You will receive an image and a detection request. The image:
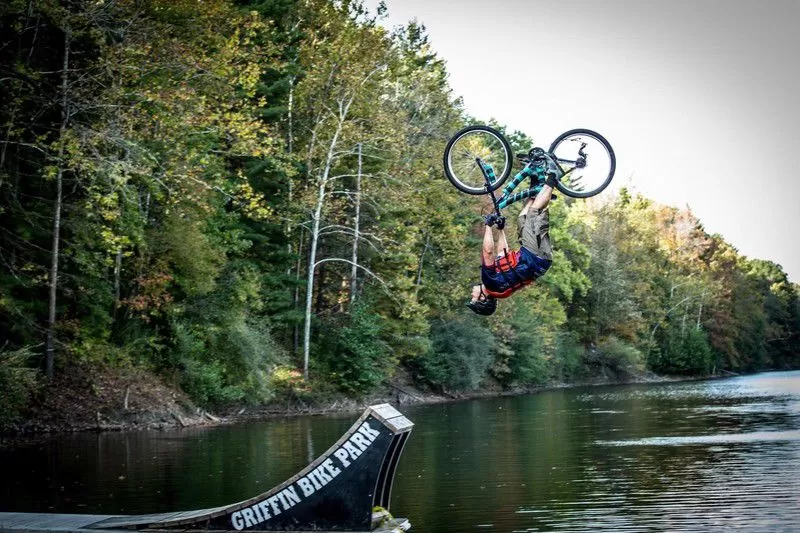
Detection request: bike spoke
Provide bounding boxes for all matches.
[445,128,511,192]
[548,130,615,198]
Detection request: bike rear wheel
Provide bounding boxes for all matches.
[443,125,513,195]
[548,129,615,198]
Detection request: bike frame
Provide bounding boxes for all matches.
[477,157,547,216]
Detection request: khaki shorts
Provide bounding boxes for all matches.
[518,207,552,260]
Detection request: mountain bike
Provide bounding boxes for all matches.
[443,125,616,210]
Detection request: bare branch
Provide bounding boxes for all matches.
[313,257,402,307]
[0,141,49,155]
[317,226,383,252]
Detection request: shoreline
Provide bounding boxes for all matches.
[1,369,729,439]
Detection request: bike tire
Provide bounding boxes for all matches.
[443,125,513,195]
[548,128,616,198]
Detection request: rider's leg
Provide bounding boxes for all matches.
[520,183,554,216]
[518,184,554,261]
[531,183,554,210]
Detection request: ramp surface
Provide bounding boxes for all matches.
[0,404,413,532]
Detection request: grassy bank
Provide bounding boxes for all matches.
[1,360,712,437]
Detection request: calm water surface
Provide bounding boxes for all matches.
[2,371,800,531]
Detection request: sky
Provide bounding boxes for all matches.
[367,0,800,281]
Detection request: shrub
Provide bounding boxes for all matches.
[590,336,645,377]
[320,300,393,395]
[417,317,494,392]
[178,357,244,406]
[0,345,40,425]
[553,330,584,381]
[171,316,285,407]
[650,327,714,375]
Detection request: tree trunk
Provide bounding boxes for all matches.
[303,108,346,379]
[286,76,301,352]
[293,230,304,353]
[315,262,326,311]
[696,289,705,330]
[287,76,294,155]
[113,247,122,310]
[0,110,15,176]
[45,21,71,381]
[415,236,430,288]
[349,142,362,304]
[303,177,326,379]
[681,304,687,338]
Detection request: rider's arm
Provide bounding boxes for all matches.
[481,225,495,267]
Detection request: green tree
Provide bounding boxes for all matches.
[319,297,392,394]
[417,317,495,392]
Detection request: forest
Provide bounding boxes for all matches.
[1,0,798,423]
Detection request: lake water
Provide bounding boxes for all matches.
[2,371,799,531]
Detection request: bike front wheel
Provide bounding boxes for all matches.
[443,125,513,195]
[548,129,615,198]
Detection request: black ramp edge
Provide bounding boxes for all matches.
[376,432,410,510]
[84,404,414,531]
[374,435,400,508]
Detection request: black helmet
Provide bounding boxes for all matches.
[466,297,497,316]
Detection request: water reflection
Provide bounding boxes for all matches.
[393,372,800,531]
[2,371,800,531]
[599,430,800,446]
[0,414,355,514]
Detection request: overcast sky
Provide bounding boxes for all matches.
[369,0,800,281]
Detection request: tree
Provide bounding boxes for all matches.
[293,0,400,378]
[417,316,494,392]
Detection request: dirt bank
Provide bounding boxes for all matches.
[2,362,215,434]
[1,363,697,437]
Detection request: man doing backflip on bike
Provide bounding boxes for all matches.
[467,153,561,316]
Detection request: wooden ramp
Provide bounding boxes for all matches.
[0,404,413,532]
